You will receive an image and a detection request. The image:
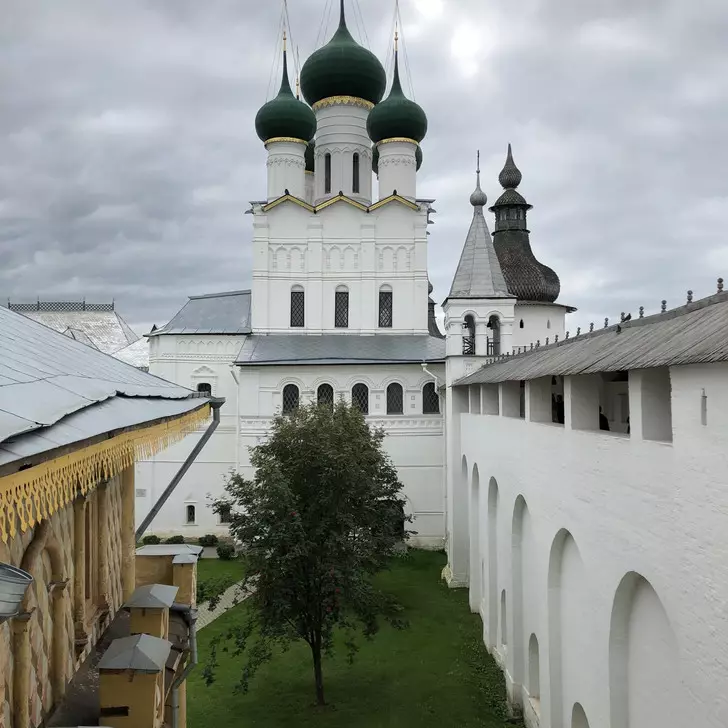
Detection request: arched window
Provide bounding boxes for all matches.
[290,286,305,327]
[387,383,404,414]
[317,383,334,410]
[282,384,299,413]
[186,504,196,524]
[547,319,551,329]
[422,382,440,414]
[352,152,360,194]
[352,383,369,414]
[528,634,540,699]
[519,319,524,329]
[324,153,332,194]
[335,286,349,328]
[379,285,393,328]
[487,314,501,356]
[463,314,476,355]
[197,382,212,395]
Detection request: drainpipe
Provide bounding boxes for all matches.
[136,397,225,541]
[230,366,241,472]
[421,363,447,548]
[170,603,198,728]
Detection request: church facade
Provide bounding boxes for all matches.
[136,3,566,548]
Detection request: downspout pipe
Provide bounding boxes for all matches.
[170,603,198,728]
[230,366,241,472]
[136,397,225,541]
[421,362,447,549]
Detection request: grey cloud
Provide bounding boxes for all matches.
[1,0,727,335]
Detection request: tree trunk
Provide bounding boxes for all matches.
[311,640,326,705]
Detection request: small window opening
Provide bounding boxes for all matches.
[519,319,524,329]
[463,314,476,355]
[197,382,212,395]
[422,382,440,414]
[352,153,360,194]
[186,504,196,524]
[387,383,404,414]
[219,505,232,524]
[335,288,349,328]
[546,319,551,329]
[352,383,369,414]
[379,288,393,328]
[290,287,305,327]
[282,384,300,413]
[324,153,332,194]
[317,383,334,411]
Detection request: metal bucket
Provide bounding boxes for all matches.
[0,563,33,619]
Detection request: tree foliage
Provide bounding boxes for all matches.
[203,400,410,705]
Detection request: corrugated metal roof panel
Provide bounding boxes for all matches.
[236,334,446,365]
[0,305,195,450]
[456,292,728,385]
[153,290,252,335]
[0,397,208,466]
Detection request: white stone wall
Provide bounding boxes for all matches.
[512,303,568,352]
[251,201,430,335]
[138,338,445,547]
[450,361,728,728]
[237,362,446,549]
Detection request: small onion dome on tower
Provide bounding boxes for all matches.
[373,143,423,175]
[300,0,386,107]
[367,47,427,145]
[489,144,561,303]
[469,160,487,208]
[255,40,316,144]
[305,141,315,172]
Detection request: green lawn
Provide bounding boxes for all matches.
[188,550,519,727]
[197,556,246,583]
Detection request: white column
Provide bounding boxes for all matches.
[266,139,307,202]
[376,139,417,201]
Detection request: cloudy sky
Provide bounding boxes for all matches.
[2,0,727,334]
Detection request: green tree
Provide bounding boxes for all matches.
[204,400,410,706]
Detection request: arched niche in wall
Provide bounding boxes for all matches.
[486,477,499,648]
[460,455,470,581]
[511,495,529,688]
[609,572,682,728]
[469,464,481,613]
[571,702,590,728]
[547,528,586,728]
[528,633,540,703]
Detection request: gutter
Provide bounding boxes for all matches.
[135,397,225,541]
[170,602,198,728]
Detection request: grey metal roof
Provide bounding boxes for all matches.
[0,396,208,467]
[99,634,172,673]
[152,290,252,336]
[236,334,446,365]
[5,301,139,355]
[0,305,201,461]
[456,292,728,386]
[448,175,511,300]
[125,584,179,610]
[135,544,204,558]
[114,337,149,370]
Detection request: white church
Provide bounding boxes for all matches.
[136,4,728,727]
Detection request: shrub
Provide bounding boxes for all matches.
[216,543,236,560]
[165,535,185,544]
[142,534,161,545]
[198,534,219,547]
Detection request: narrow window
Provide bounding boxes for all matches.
[547,319,551,329]
[387,383,404,414]
[335,287,349,328]
[197,382,212,395]
[325,153,332,194]
[352,383,369,414]
[422,382,440,414]
[352,153,360,194]
[519,319,524,329]
[463,314,476,355]
[317,383,334,411]
[219,505,232,524]
[379,287,393,328]
[282,384,299,413]
[290,286,305,327]
[186,504,196,524]
[84,495,97,601]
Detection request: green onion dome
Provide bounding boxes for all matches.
[255,47,316,144]
[305,141,315,172]
[300,1,386,107]
[366,50,427,144]
[372,144,423,175]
